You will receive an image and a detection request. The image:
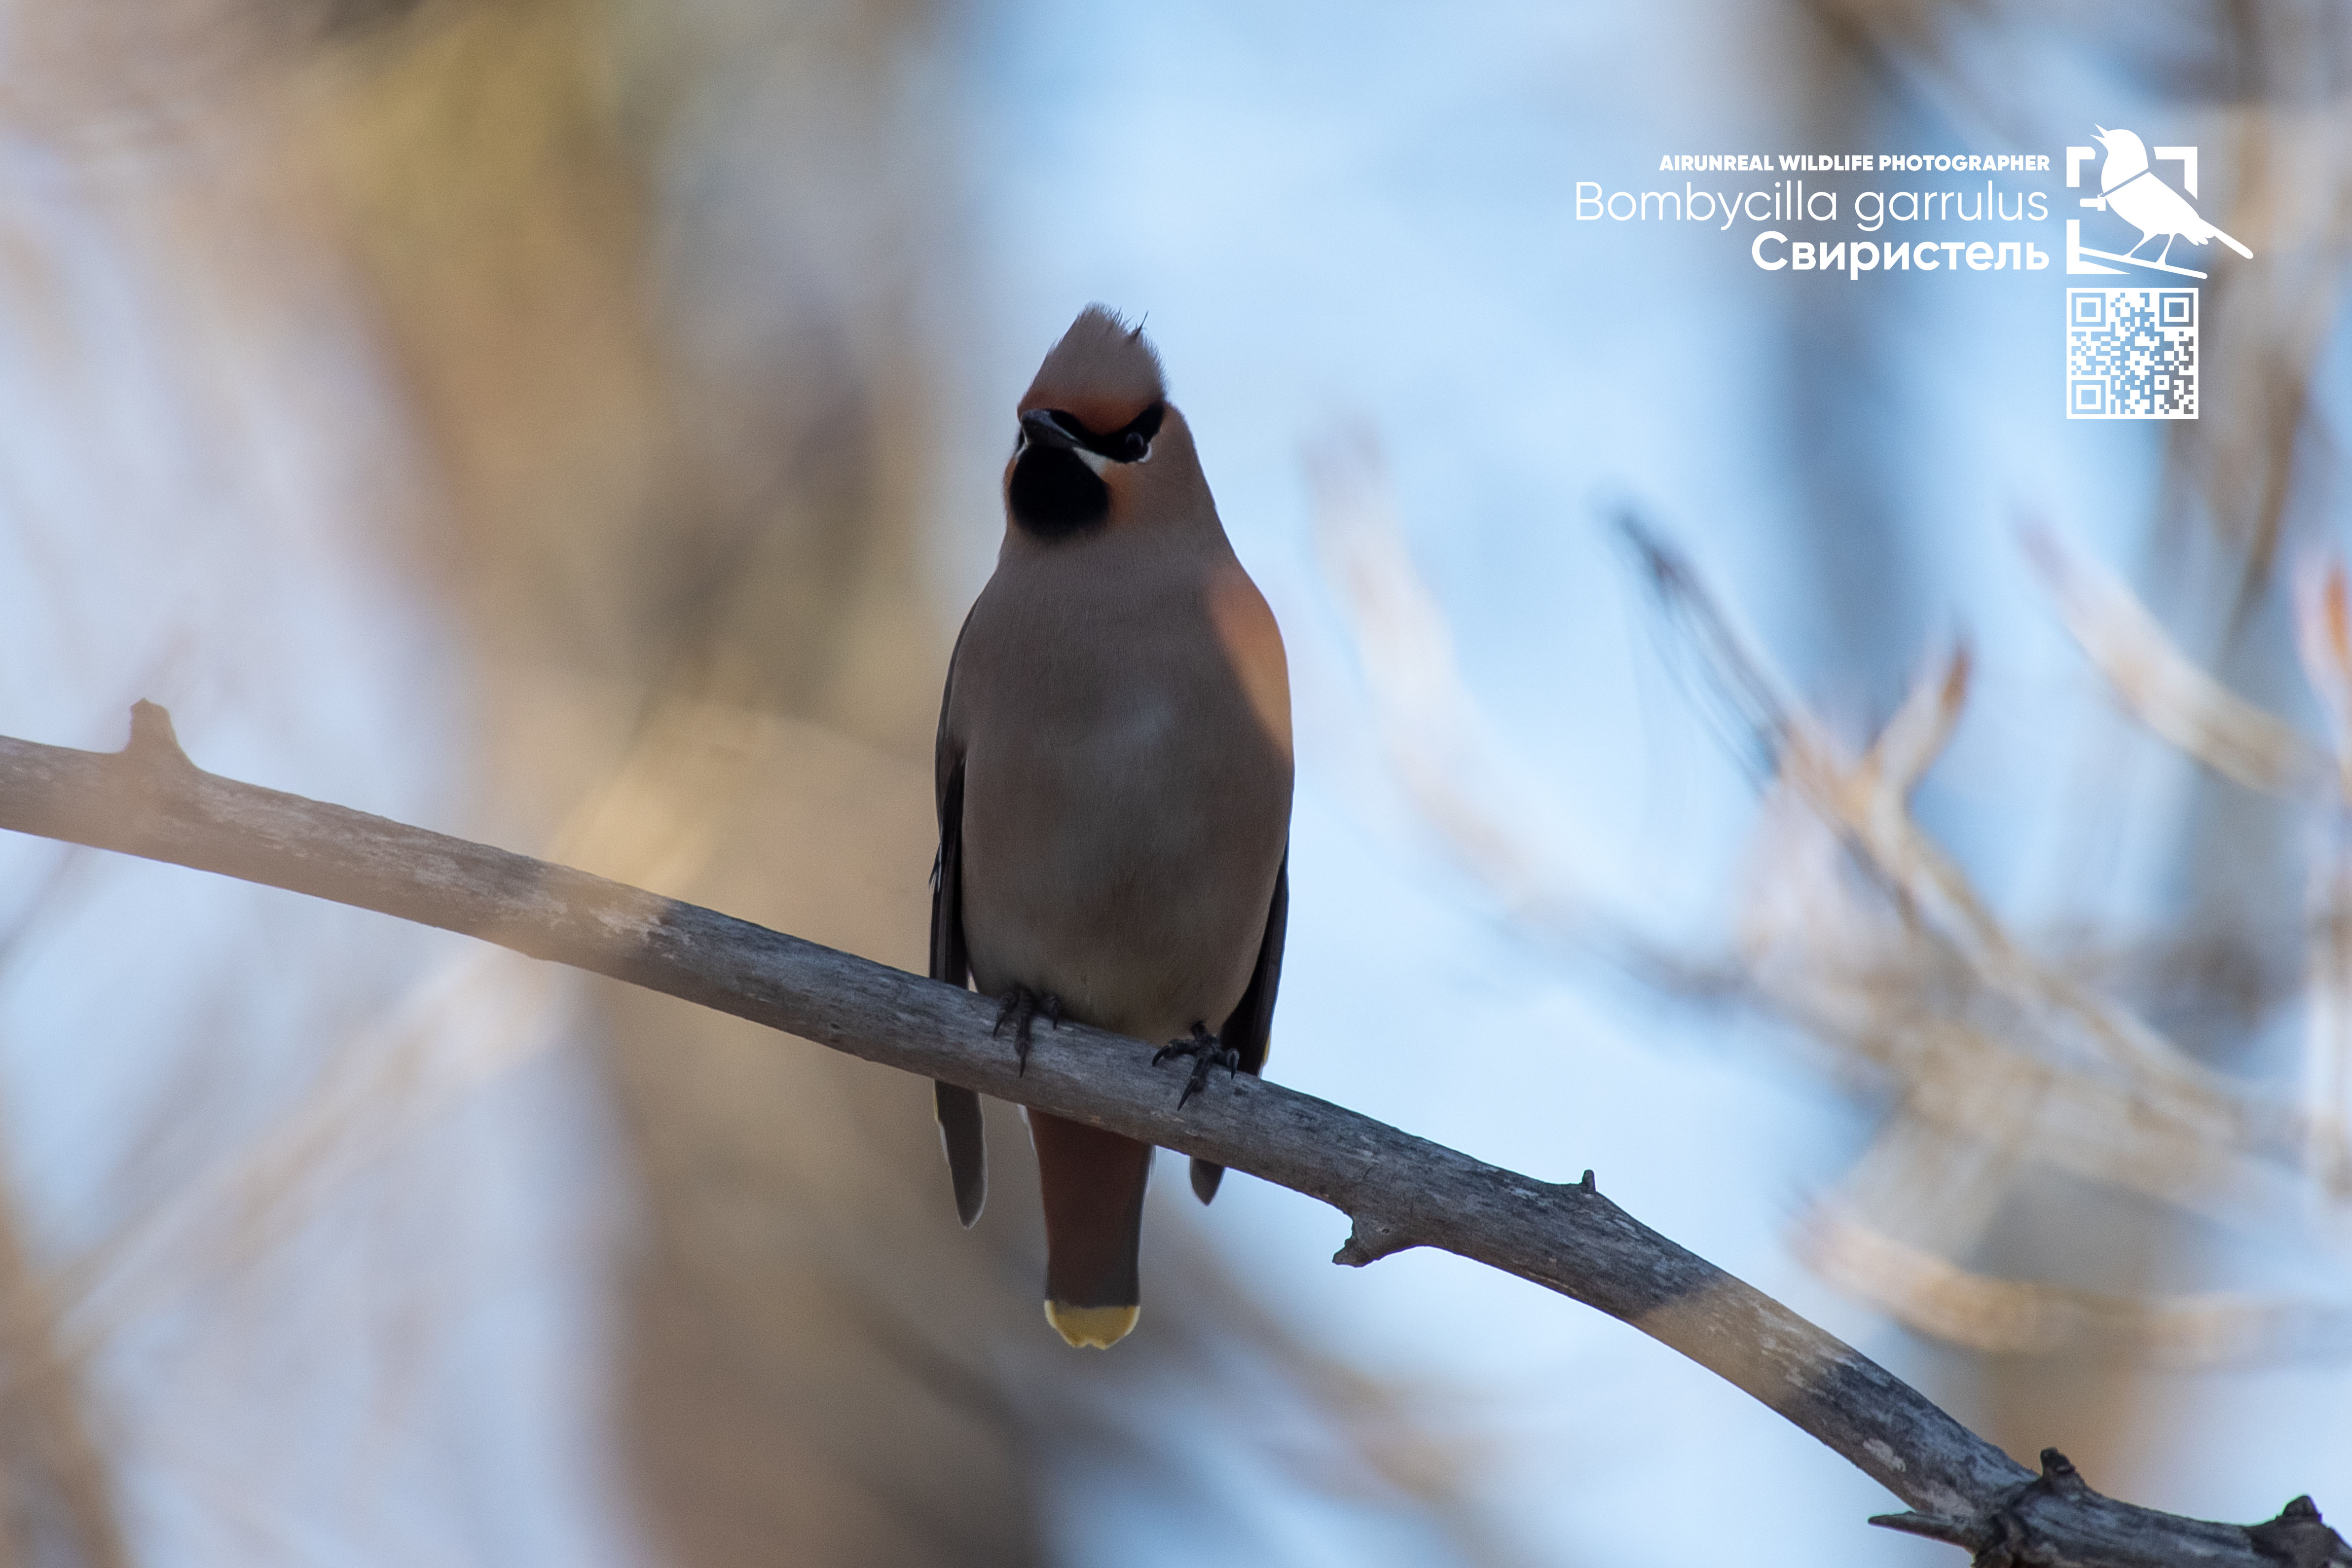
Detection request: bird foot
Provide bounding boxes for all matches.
[992,986,1063,1074]
[1153,1022,1239,1108]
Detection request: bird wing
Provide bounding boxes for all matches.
[1220,849,1288,1078]
[1189,849,1288,1204]
[932,613,986,1227]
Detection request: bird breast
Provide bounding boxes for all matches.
[950,541,1292,1044]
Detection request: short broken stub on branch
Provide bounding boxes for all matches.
[1333,1170,1599,1267]
[1873,1450,2352,1568]
[1333,1214,1414,1267]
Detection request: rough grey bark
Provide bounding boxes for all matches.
[0,701,2344,1568]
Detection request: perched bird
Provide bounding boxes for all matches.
[2084,126,2253,266]
[929,306,1292,1349]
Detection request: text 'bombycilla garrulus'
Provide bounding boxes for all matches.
[930,306,1292,1349]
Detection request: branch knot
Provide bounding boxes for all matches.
[2033,1448,2089,1500]
[123,701,195,775]
[1332,1214,1415,1268]
[2248,1495,2352,1568]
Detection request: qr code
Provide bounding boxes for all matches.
[2067,289,2197,419]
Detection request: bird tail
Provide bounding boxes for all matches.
[2213,225,2253,258]
[1030,1111,1151,1347]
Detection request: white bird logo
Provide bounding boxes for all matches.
[2080,126,2252,269]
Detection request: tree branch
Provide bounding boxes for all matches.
[0,702,2343,1567]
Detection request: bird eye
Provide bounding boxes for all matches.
[1106,403,1164,463]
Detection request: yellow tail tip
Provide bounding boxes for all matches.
[1044,1301,1139,1349]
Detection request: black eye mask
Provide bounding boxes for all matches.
[1030,402,1164,464]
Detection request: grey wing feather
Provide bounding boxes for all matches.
[932,618,987,1227]
[1191,850,1287,1205]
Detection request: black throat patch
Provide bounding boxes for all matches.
[1008,446,1109,539]
[1006,402,1167,541]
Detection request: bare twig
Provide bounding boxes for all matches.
[1616,517,2352,1365]
[2023,525,2332,800]
[0,701,2342,1566]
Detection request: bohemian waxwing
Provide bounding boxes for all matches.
[929,305,1292,1348]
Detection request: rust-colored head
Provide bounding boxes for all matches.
[1017,304,1164,431]
[1003,306,1214,543]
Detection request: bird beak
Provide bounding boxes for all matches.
[1020,409,1081,452]
[1019,409,1110,474]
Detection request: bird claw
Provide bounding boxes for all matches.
[992,986,1063,1075]
[1153,1022,1239,1107]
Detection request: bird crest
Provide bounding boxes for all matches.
[1019,306,1166,437]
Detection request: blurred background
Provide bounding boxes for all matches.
[0,0,2345,1563]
